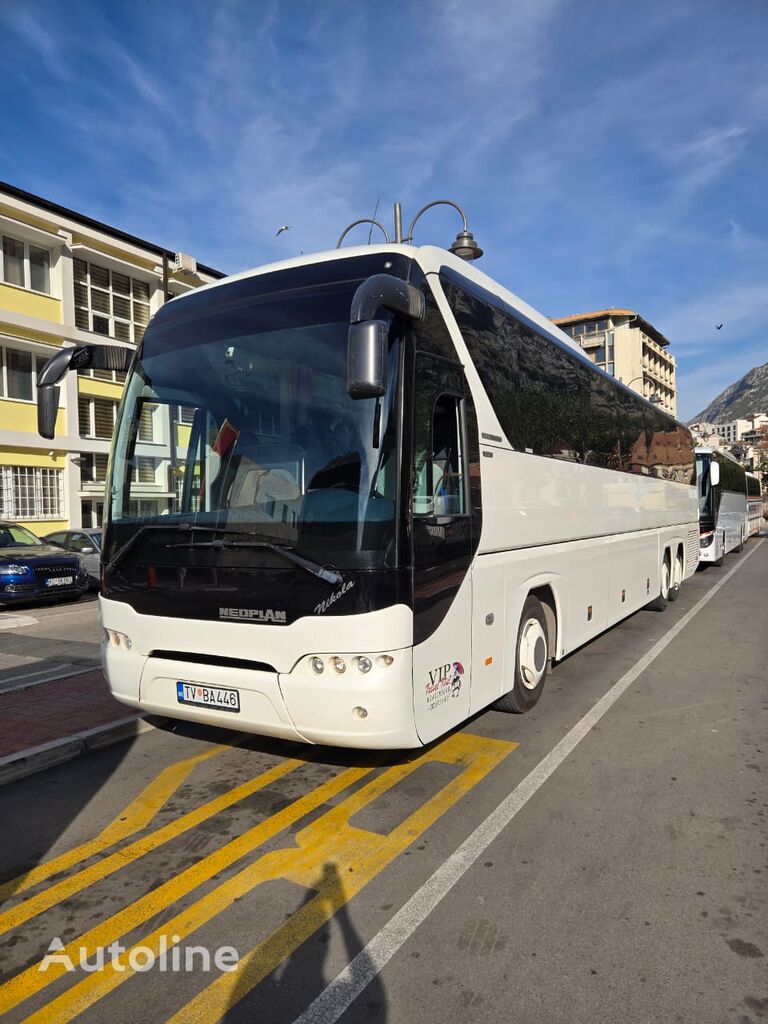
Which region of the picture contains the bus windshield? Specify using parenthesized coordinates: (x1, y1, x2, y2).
(696, 453, 714, 525)
(104, 281, 402, 576)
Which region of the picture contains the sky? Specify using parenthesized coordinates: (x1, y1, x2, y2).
(1, 0, 766, 420)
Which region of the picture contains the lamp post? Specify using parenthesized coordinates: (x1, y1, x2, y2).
(336, 200, 483, 260)
(624, 375, 663, 406)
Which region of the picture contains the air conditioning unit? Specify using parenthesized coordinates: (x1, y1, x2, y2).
(174, 252, 198, 275)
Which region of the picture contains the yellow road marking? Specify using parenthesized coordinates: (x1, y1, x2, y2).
(0, 757, 301, 937)
(0, 742, 231, 901)
(1, 764, 373, 1019)
(13, 733, 515, 1024)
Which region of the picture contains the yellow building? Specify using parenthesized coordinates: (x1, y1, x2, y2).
(552, 308, 677, 416)
(0, 182, 224, 535)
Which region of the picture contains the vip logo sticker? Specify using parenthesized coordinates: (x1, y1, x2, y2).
(426, 661, 464, 711)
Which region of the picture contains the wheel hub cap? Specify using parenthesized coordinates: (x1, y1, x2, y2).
(519, 618, 547, 689)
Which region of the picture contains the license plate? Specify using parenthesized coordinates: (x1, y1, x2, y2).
(46, 576, 73, 587)
(176, 681, 240, 713)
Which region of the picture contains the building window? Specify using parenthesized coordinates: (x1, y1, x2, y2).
(1, 235, 51, 294)
(0, 466, 63, 520)
(73, 258, 151, 344)
(0, 346, 42, 403)
(78, 367, 127, 384)
(81, 499, 104, 528)
(80, 453, 109, 483)
(78, 395, 118, 438)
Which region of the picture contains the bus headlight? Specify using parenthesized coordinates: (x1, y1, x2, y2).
(104, 629, 133, 650)
(700, 534, 714, 548)
(296, 652, 397, 676)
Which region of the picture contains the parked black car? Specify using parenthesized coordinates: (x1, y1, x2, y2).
(0, 520, 89, 607)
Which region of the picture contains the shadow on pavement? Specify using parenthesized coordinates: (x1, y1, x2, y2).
(0, 631, 100, 677)
(223, 861, 387, 1024)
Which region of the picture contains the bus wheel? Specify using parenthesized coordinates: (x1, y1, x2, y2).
(714, 535, 725, 567)
(494, 595, 549, 714)
(735, 529, 744, 554)
(668, 551, 684, 601)
(647, 555, 671, 612)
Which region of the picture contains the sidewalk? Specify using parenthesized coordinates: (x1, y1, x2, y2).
(0, 669, 154, 786)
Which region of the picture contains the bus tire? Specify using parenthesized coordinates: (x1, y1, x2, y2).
(494, 595, 549, 714)
(647, 554, 671, 612)
(735, 529, 744, 554)
(668, 550, 684, 602)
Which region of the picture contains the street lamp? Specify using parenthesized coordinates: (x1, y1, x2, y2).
(624, 375, 663, 405)
(336, 199, 483, 261)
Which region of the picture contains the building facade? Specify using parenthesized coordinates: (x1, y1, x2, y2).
(551, 308, 677, 416)
(0, 182, 224, 535)
(711, 412, 767, 446)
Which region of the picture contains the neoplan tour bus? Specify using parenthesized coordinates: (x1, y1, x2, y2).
(695, 447, 749, 565)
(37, 224, 699, 749)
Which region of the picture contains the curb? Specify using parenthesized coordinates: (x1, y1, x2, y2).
(0, 715, 162, 787)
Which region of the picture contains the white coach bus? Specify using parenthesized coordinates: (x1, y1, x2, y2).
(37, 242, 699, 748)
(746, 472, 763, 538)
(695, 447, 749, 564)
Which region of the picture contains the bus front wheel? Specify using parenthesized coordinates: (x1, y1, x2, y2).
(494, 595, 549, 714)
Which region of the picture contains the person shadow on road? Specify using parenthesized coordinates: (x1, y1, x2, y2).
(223, 860, 388, 1023)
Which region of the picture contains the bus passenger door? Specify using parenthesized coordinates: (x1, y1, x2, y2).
(410, 354, 473, 743)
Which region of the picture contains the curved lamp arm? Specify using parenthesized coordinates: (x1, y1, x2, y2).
(336, 219, 391, 248)
(405, 199, 467, 243)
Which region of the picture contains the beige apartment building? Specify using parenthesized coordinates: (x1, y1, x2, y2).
(552, 308, 677, 416)
(0, 181, 224, 535)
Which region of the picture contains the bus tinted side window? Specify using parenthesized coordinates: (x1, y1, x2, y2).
(442, 275, 694, 482)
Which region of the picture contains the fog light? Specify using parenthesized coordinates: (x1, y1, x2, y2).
(376, 654, 394, 668)
(311, 657, 325, 674)
(331, 656, 347, 674)
(356, 656, 372, 674)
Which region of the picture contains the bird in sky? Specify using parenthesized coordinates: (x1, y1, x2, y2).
(715, 323, 723, 329)
(275, 225, 292, 236)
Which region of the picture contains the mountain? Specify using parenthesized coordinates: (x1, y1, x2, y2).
(691, 361, 768, 423)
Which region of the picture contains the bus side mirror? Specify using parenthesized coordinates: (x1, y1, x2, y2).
(38, 384, 61, 440)
(347, 274, 425, 400)
(37, 344, 134, 439)
(347, 320, 388, 399)
(709, 461, 720, 486)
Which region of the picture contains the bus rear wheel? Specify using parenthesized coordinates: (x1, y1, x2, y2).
(668, 551, 684, 602)
(647, 554, 671, 612)
(494, 595, 549, 714)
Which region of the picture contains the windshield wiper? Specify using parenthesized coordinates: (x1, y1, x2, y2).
(165, 535, 343, 586)
(105, 523, 221, 576)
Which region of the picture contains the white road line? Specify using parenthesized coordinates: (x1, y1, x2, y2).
(294, 540, 763, 1024)
(0, 615, 38, 630)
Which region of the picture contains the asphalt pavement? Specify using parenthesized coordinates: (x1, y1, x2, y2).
(0, 540, 765, 1024)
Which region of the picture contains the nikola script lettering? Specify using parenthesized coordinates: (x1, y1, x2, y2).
(314, 580, 355, 615)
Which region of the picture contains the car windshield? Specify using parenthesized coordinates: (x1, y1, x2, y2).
(105, 273, 403, 574)
(0, 525, 44, 548)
